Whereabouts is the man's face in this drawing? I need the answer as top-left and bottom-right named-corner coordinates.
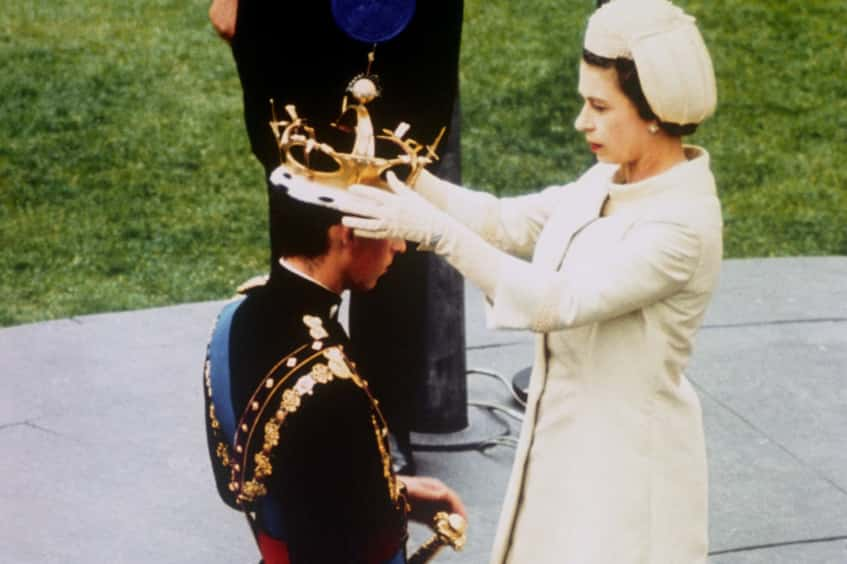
top-left (344, 236), bottom-right (407, 291)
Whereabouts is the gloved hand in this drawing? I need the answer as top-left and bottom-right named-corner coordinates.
top-left (339, 172), bottom-right (501, 298)
top-left (342, 172), bottom-right (450, 250)
top-left (413, 170), bottom-right (504, 246)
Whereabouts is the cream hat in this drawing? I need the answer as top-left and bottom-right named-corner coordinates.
top-left (584, 0), bottom-right (717, 125)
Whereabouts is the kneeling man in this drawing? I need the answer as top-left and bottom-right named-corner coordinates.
top-left (203, 181), bottom-right (466, 563)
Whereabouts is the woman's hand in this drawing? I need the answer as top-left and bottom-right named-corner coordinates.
top-left (337, 171), bottom-right (501, 298)
top-left (209, 0), bottom-right (238, 43)
top-left (297, 169), bottom-right (501, 297)
top-left (398, 475), bottom-right (467, 525)
top-left (342, 171), bottom-right (449, 249)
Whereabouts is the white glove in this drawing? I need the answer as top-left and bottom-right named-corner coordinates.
top-left (341, 172), bottom-right (447, 249)
top-left (340, 172), bottom-right (501, 298)
top-left (413, 170), bottom-right (503, 245)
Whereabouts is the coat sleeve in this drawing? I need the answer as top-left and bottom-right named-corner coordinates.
top-left (414, 169), bottom-right (602, 259)
top-left (486, 220), bottom-right (703, 332)
top-left (273, 380), bottom-right (401, 563)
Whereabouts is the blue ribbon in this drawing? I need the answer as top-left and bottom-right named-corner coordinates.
top-left (208, 299), bottom-right (241, 440)
top-left (208, 298), bottom-right (288, 539)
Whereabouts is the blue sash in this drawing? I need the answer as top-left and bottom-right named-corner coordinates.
top-left (386, 548), bottom-right (406, 564)
top-left (208, 298), bottom-right (288, 539)
top-left (208, 299), bottom-right (405, 562)
top-left (208, 299), bottom-right (240, 441)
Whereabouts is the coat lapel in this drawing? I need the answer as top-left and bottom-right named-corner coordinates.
top-left (491, 177), bottom-right (609, 563)
top-left (533, 180), bottom-right (609, 272)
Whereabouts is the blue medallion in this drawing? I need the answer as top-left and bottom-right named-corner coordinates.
top-left (331, 0), bottom-right (416, 43)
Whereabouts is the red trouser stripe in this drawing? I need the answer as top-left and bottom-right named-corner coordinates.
top-left (256, 532), bottom-right (290, 564)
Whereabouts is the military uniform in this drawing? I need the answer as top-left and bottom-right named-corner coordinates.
top-left (203, 266), bottom-right (409, 563)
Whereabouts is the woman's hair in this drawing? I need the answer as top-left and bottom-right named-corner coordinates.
top-left (582, 48), bottom-right (698, 136)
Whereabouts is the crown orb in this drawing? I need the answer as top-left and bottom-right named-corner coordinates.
top-left (349, 78), bottom-right (378, 104)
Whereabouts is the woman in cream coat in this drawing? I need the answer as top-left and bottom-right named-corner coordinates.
top-left (333, 1), bottom-right (722, 562)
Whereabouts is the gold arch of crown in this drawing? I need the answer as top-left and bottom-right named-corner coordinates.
top-left (268, 51), bottom-right (445, 189)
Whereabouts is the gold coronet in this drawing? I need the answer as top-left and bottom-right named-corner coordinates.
top-left (269, 50), bottom-right (444, 192)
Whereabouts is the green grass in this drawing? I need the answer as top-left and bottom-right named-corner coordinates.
top-left (1, 0), bottom-right (845, 327)
top-left (460, 0), bottom-right (847, 257)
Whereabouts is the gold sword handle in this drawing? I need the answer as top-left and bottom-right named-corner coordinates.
top-left (408, 512), bottom-right (467, 564)
top-left (407, 535), bottom-right (445, 564)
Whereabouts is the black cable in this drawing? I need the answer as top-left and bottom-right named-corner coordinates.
top-left (409, 403), bottom-right (513, 452)
top-left (468, 400), bottom-right (523, 423)
top-left (409, 368), bottom-right (523, 453)
top-left (708, 535), bottom-right (847, 556)
top-left (467, 367), bottom-right (527, 408)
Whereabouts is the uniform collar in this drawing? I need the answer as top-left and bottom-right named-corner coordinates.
top-left (268, 261), bottom-right (342, 321)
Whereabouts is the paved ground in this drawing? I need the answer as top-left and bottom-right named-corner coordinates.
top-left (2, 257), bottom-right (846, 563)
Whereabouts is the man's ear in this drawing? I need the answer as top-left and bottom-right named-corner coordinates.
top-left (328, 224), bottom-right (355, 248)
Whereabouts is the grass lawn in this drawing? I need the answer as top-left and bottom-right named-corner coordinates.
top-left (1, 0), bottom-right (845, 327)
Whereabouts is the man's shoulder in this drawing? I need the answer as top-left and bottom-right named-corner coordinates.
top-left (227, 338), bottom-right (373, 505)
top-left (230, 282), bottom-right (344, 344)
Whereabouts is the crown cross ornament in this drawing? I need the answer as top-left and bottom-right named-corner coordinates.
top-left (268, 49), bottom-right (444, 202)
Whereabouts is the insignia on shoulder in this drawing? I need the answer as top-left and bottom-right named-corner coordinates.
top-left (310, 363), bottom-right (333, 384)
top-left (236, 274), bottom-right (269, 295)
top-left (323, 347), bottom-right (354, 380)
top-left (302, 314), bottom-right (329, 340)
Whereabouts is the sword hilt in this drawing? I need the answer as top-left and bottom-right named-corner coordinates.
top-left (407, 512), bottom-right (467, 564)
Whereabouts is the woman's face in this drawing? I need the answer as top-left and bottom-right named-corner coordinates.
top-left (574, 61), bottom-right (655, 167)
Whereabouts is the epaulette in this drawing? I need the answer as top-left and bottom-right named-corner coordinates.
top-left (235, 273), bottom-right (270, 295)
top-left (226, 314), bottom-right (402, 507)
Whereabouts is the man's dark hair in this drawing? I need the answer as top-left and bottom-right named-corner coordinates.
top-left (268, 186), bottom-right (343, 259)
top-left (582, 48), bottom-right (698, 136)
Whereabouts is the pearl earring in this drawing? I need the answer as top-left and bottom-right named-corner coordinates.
top-left (647, 123), bottom-right (659, 134)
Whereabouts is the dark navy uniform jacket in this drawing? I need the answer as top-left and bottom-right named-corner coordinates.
top-left (203, 267), bottom-right (407, 563)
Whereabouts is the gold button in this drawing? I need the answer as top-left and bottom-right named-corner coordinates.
top-left (265, 378), bottom-right (274, 388)
top-left (251, 401), bottom-right (259, 411)
top-left (241, 423), bottom-right (248, 432)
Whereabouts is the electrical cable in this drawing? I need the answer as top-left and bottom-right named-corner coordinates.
top-left (409, 404), bottom-right (512, 452)
top-left (466, 367), bottom-right (527, 407)
top-left (409, 367), bottom-right (525, 453)
top-left (468, 400), bottom-right (524, 423)
top-left (707, 535), bottom-right (847, 556)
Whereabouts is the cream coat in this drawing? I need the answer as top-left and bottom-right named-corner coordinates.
top-left (422, 146), bottom-right (722, 563)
